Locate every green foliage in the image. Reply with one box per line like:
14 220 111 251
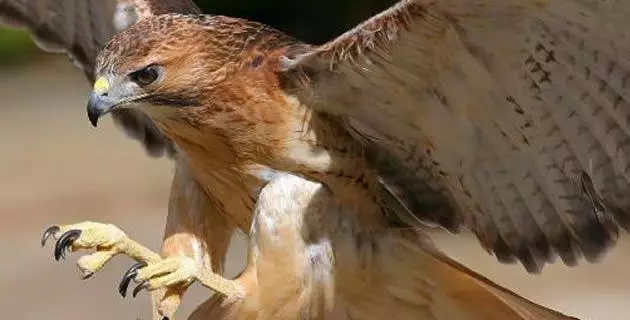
0 27 37 65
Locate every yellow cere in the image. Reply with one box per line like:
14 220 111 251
93 77 109 94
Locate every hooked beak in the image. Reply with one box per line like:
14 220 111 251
87 76 115 127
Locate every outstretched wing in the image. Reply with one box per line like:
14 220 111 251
282 0 630 272
0 0 200 157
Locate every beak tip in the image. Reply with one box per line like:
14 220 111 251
87 108 100 127
87 92 113 127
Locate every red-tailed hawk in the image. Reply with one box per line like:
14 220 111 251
3 0 629 319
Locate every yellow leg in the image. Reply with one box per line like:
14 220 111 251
129 256 244 297
41 221 243 300
41 221 161 278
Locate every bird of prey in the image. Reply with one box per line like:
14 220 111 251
3 0 266 318
3 0 630 319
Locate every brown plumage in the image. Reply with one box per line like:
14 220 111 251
4 0 630 319
0 1 262 318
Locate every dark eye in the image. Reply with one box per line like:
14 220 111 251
130 65 160 86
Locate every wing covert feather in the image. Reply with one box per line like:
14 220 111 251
0 0 117 79
285 0 630 272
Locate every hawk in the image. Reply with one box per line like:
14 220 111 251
3 0 629 319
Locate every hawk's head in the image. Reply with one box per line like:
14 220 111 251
87 14 300 128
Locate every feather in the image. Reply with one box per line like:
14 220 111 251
0 0 199 158
131 0 200 19
284 0 630 272
187 174 578 320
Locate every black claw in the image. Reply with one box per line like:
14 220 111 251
53 230 81 261
119 262 147 298
41 225 60 247
81 271 94 280
132 280 149 298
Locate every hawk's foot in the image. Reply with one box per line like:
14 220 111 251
120 257 244 298
41 221 161 279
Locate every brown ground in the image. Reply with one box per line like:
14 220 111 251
0 57 628 320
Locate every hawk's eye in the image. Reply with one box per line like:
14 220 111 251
130 65 160 86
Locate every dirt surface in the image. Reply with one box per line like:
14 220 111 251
1 57 628 320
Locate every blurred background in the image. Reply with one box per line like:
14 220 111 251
0 1 628 319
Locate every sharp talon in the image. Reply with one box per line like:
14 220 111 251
54 230 81 261
119 262 147 298
81 271 94 280
41 225 60 247
132 280 149 298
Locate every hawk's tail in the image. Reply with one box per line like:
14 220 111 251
386 231 581 320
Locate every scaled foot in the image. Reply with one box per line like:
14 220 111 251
118 254 245 319
119 256 244 299
41 221 162 279
41 221 244 319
